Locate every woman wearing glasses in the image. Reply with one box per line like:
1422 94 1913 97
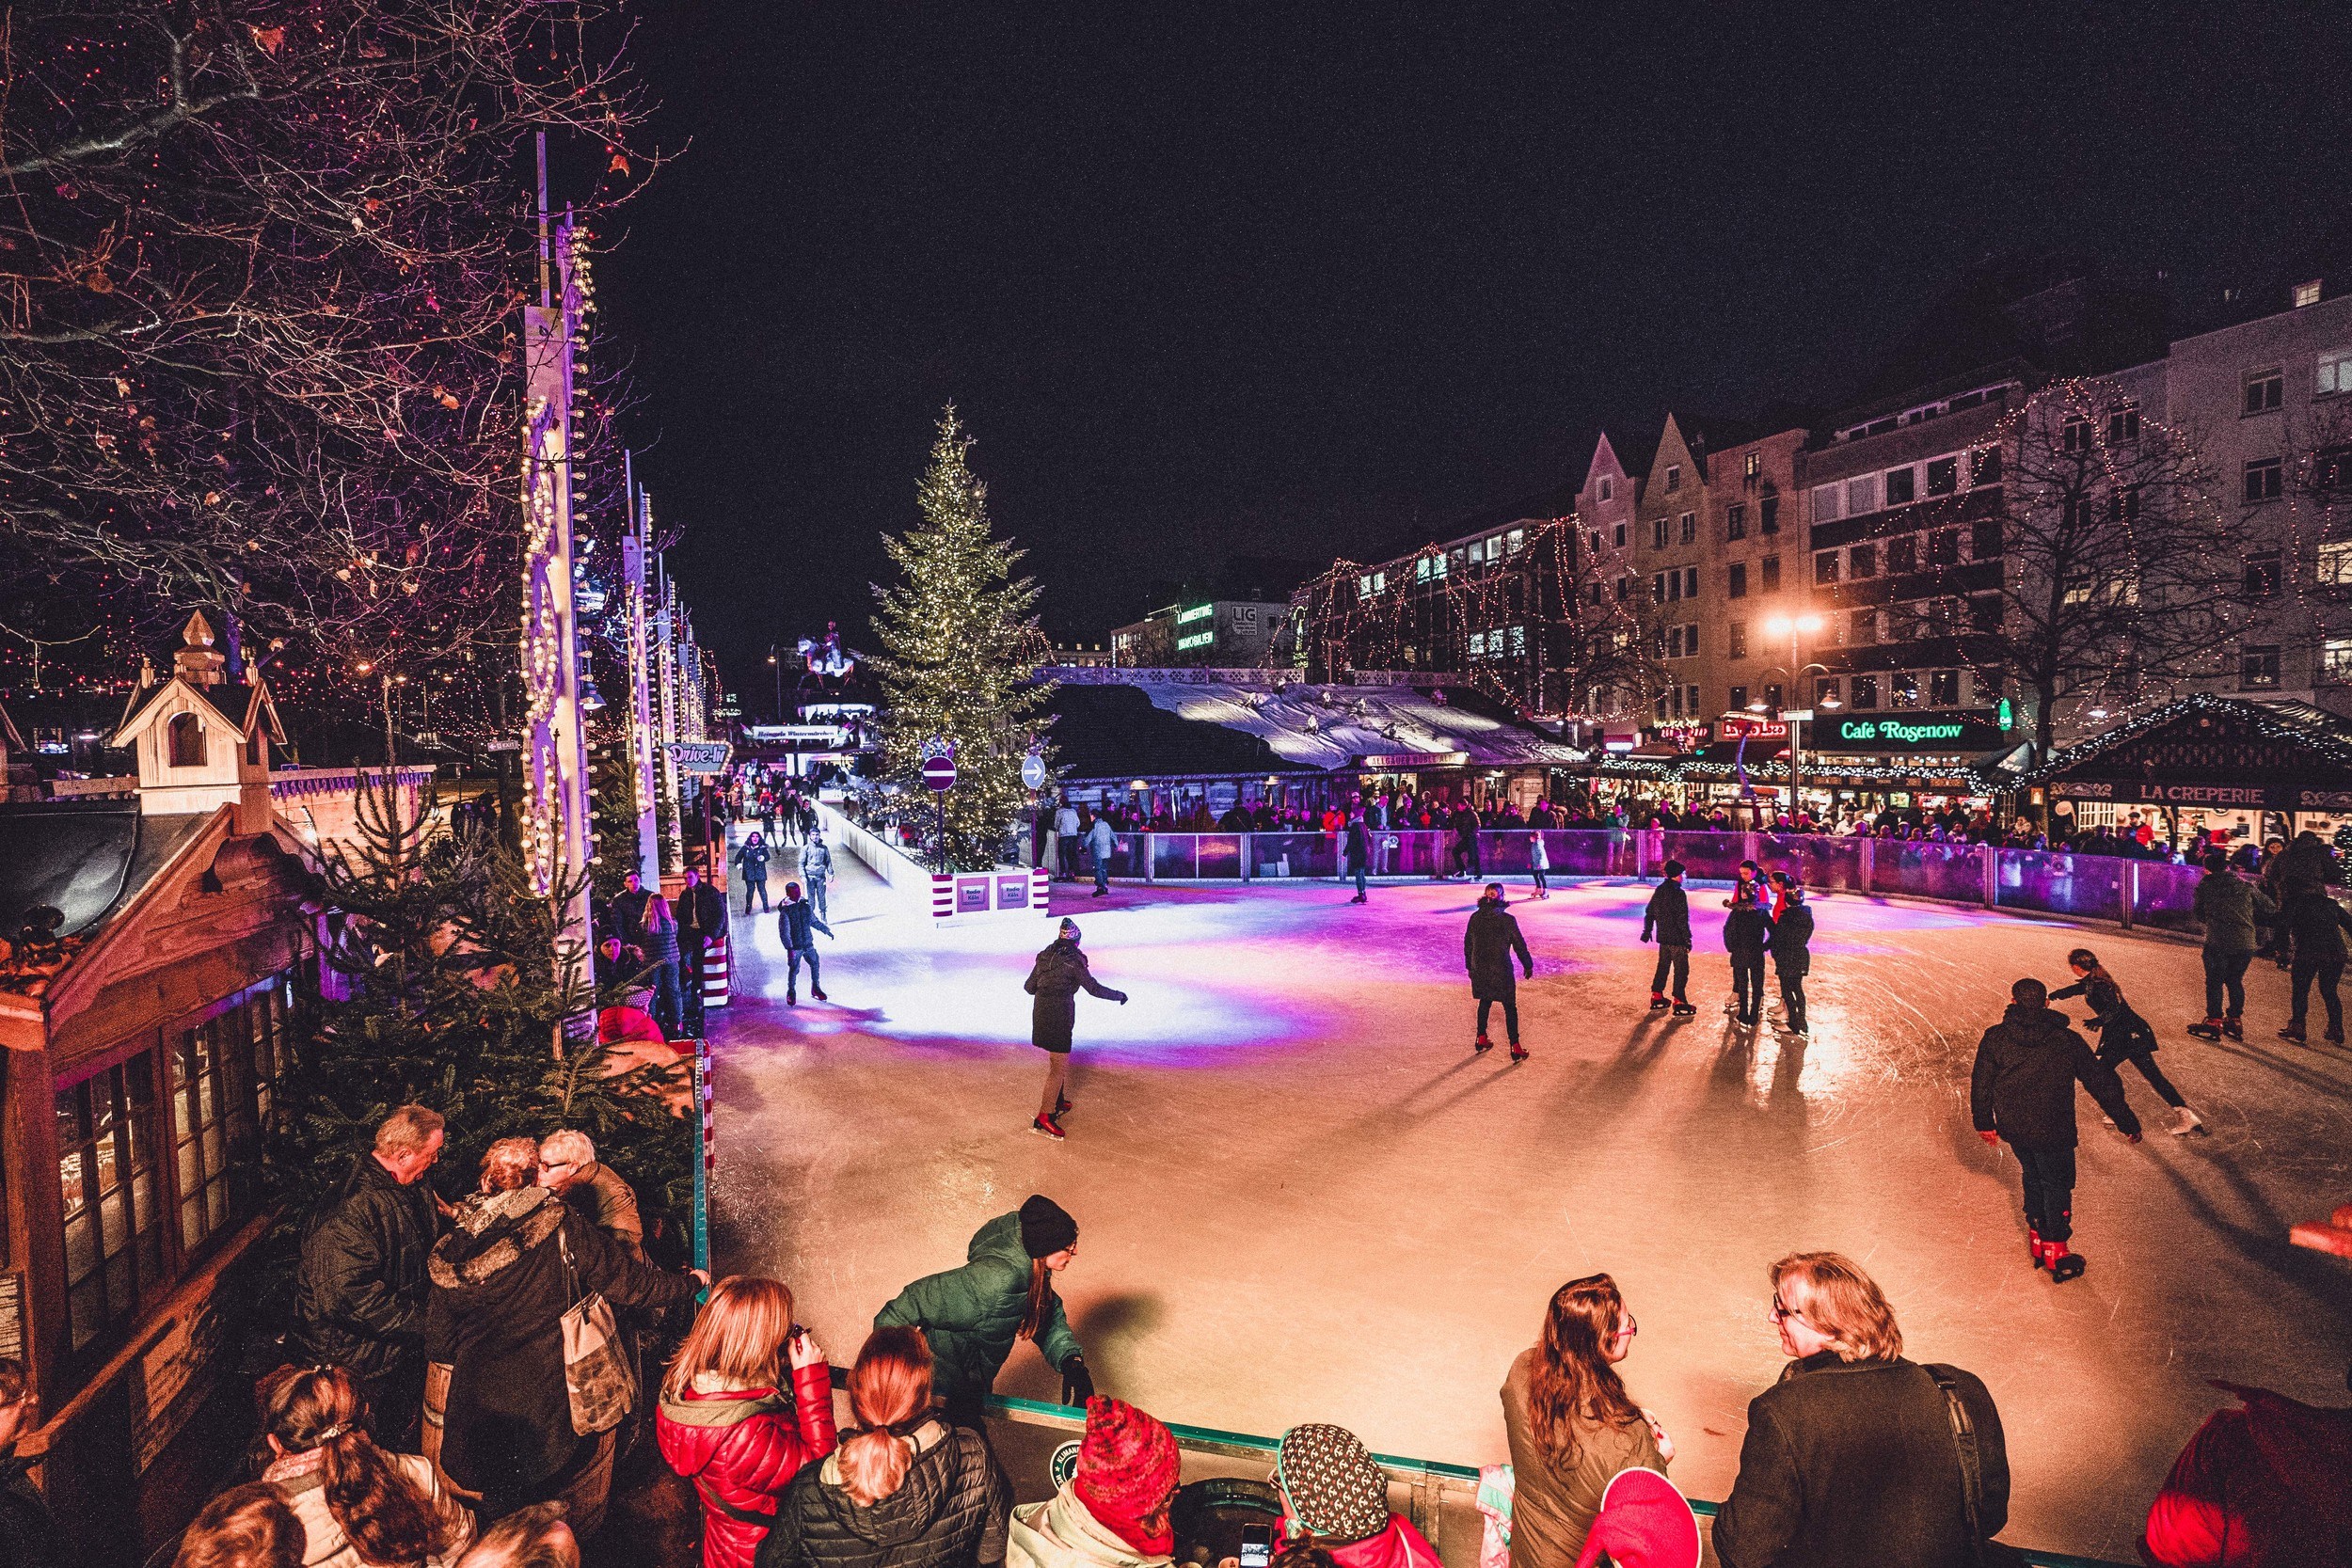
1498 1275 1672 1568
1713 1253 2010 1568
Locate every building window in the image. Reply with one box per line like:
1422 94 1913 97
1467 538 1486 564
1685 684 1701 716
1449 548 1466 574
1972 445 2003 485
1744 451 1762 490
2111 485 2141 524
57 1058 167 1355
1615 575 1630 601
1665 464 1681 493
1926 455 1959 496
1815 551 1841 585
2245 367 2284 416
1683 566 1699 599
2246 456 2284 503
1760 496 1780 534
1725 503 1747 540
1612 521 1626 548
1506 528 1525 556
2062 415 2092 453
1415 557 1432 582
1729 685 1748 712
167 711 205 768
1679 511 1696 545
2240 644 2281 689
1851 674 1879 709
1846 473 1880 515
1931 669 1961 705
1811 484 1841 523
1890 672 1921 708
1470 631 1487 657
1971 594 2004 633
1728 562 1748 598
1358 575 1375 600
1589 530 1604 556
2319 348 2352 397
1586 582 1603 607
1651 517 1669 549
1652 573 1668 604
1764 683 1784 712
1599 476 1613 502
2107 403 2140 442
1684 624 1700 657
2319 540 2352 585
1850 607 1877 645
1815 676 1841 709
1760 556 1781 593
2244 550 2282 598
1884 466 1917 506
1850 542 1878 578
1510 625 1527 654
1929 529 1961 566
1886 535 1917 575
1728 621 1748 658
2296 279 2324 309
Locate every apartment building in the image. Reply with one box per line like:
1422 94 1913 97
1109 598 1295 668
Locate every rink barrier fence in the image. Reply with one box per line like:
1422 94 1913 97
965 1388 2137 1568
1067 827 2268 933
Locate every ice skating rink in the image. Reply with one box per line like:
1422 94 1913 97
707 851 2352 1562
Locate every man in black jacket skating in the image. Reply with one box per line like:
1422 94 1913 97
1970 978 2141 1282
1641 859 1697 1015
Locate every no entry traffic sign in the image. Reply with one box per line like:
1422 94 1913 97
920 737 957 793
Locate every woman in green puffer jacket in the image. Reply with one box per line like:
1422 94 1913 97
874 1196 1093 1429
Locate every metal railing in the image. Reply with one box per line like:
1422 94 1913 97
1061 828 2221 931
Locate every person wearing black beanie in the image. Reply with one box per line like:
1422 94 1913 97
875 1196 1093 1430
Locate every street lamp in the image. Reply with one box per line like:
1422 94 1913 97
1760 613 1825 816
767 646 783 725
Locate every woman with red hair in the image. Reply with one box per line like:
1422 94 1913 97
658 1275 838 1568
761 1327 1009 1568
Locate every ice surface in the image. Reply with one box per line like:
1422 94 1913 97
708 854 2352 1562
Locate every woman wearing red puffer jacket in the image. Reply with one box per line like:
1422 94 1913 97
660 1275 840 1568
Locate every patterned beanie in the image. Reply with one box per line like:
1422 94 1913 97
1276 1423 1391 1545
1072 1396 1180 1554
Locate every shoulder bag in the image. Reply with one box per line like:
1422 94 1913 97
557 1223 635 1434
1925 1364 2025 1568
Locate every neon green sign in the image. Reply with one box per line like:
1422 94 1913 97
1838 718 1964 745
1176 604 1214 625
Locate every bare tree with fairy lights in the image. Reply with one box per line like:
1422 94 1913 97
1970 380 2238 753
0 1 655 724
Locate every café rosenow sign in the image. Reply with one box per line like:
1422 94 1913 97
1808 709 2007 754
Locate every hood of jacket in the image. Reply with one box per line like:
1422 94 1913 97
1011 1484 1171 1568
1029 941 1090 992
1998 1002 2073 1040
427 1184 564 1290
968 1210 1032 1270
657 1385 791 1481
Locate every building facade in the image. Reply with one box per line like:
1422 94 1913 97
1110 599 1295 669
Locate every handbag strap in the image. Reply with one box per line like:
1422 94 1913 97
556 1217 581 1308
1925 1364 1987 1561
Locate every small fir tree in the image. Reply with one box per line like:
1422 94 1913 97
870 408 1051 869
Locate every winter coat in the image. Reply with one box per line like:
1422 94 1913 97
0 1450 63 1568
1344 821 1371 870
1464 903 1534 1001
644 921 684 969
1295 1515 1440 1568
1770 904 1815 975
761 1418 1010 1568
425 1185 698 1498
1712 1352 2007 1568
294 1154 437 1382
2048 974 2159 1064
1641 881 1692 947
561 1161 645 1260
1969 1003 2139 1149
735 843 771 880
802 842 835 881
611 887 654 945
1008 1485 1170 1568
1024 939 1125 1053
1085 819 1116 863
658 1365 840 1568
1528 833 1549 871
1500 1347 1665 1568
1722 906 1774 965
780 899 834 951
2193 873 2271 955
2278 832 2337 890
680 882 731 944
2279 886 2352 964
1055 807 1080 837
875 1212 1082 1417
262 1448 474 1568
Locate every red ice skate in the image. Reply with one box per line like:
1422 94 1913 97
1030 1112 1066 1140
2185 1017 2224 1040
2027 1229 2046 1269
2045 1242 2085 1283
1509 1042 1529 1062
1473 1034 1493 1053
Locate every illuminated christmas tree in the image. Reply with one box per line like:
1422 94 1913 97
870 408 1051 870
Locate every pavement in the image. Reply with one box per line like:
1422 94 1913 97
707 842 2352 1564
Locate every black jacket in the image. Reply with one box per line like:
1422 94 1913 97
2280 886 2352 964
1970 1004 2140 1148
1343 821 1371 870
1771 904 1816 974
679 880 731 944
2048 974 2159 1061
779 899 834 951
0 1450 62 1568
425 1186 698 1497
293 1155 437 1380
610 886 654 945
760 1421 1009 1568
1642 880 1692 946
1713 1353 2008 1568
1465 902 1534 1000
1723 905 1775 964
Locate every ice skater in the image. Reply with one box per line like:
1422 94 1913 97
731 831 771 913
2049 948 2205 1134
873 1194 1094 1430
1642 860 1697 1016
1723 883 1774 1027
1527 829 1550 898
1024 918 1128 1139
1344 810 1372 903
2276 877 2352 1044
1465 882 1534 1061
1971 976 2141 1282
1770 883 1813 1035
1086 812 1117 897
778 879 832 1006
799 830 835 923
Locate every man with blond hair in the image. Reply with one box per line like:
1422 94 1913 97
1714 1251 2009 1568
294 1103 446 1444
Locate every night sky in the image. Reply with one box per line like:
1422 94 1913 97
597 5 2352 709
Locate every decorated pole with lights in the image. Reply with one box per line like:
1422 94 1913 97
623 470 660 881
518 211 595 970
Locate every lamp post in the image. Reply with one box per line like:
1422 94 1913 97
767 646 783 725
1760 613 1825 816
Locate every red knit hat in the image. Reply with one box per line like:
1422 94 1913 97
1072 1396 1181 1555
1571 1468 1699 1568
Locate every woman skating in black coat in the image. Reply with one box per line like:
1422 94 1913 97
1722 887 1775 1028
2050 948 2204 1136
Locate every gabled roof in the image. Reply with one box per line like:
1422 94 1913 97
110 670 286 750
0 801 216 942
1645 414 1703 491
2015 694 2352 790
